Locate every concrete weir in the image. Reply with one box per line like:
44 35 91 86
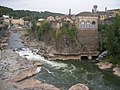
49 51 99 60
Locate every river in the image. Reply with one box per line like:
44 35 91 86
8 29 120 90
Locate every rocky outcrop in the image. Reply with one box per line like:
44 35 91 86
11 66 41 82
0 49 60 90
96 62 112 70
113 67 120 77
0 49 35 79
69 83 89 90
32 61 42 67
12 79 60 90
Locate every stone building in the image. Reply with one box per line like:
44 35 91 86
96 8 120 24
47 16 55 21
4 18 25 25
75 12 99 52
51 20 62 29
97 11 114 24
10 18 25 25
36 18 44 26
51 16 74 29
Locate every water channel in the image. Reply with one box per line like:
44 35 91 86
8 29 120 90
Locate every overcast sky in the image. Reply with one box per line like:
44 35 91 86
0 0 120 14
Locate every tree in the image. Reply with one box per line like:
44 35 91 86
105 14 120 63
38 21 51 40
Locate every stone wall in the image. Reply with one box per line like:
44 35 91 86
77 30 99 51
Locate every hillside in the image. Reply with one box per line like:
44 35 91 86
0 6 64 20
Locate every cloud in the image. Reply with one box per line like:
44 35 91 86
0 0 120 14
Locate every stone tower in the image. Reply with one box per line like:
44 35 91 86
69 9 71 16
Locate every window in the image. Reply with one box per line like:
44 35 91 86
92 21 96 29
86 21 90 28
81 21 85 29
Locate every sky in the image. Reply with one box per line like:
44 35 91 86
0 0 120 14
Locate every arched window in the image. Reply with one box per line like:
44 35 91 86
92 21 96 29
86 21 90 29
81 21 85 29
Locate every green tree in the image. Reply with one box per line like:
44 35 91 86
38 21 51 40
105 14 120 63
55 22 77 41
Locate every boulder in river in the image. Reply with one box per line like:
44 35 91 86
32 61 42 67
69 83 89 90
12 79 60 90
11 66 41 82
113 67 120 77
96 62 112 70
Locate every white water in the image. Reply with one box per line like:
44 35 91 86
36 67 42 73
15 48 68 68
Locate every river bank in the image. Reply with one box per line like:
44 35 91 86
0 49 61 90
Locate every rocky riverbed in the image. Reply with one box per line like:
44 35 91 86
0 49 89 90
96 61 120 77
0 49 61 90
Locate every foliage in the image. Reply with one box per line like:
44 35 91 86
98 24 107 33
55 22 77 41
0 6 64 21
38 21 51 40
100 14 120 64
0 6 13 16
31 20 37 31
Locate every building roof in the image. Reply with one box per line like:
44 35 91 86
104 17 114 21
76 12 98 17
97 11 113 15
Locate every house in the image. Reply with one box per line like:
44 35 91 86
97 11 114 24
10 18 25 25
3 15 9 19
60 16 74 24
55 16 60 20
51 20 62 29
96 8 120 24
47 16 55 21
36 18 44 26
75 12 99 52
51 15 74 29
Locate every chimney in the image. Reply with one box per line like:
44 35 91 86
69 9 71 16
105 7 107 12
92 9 94 13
